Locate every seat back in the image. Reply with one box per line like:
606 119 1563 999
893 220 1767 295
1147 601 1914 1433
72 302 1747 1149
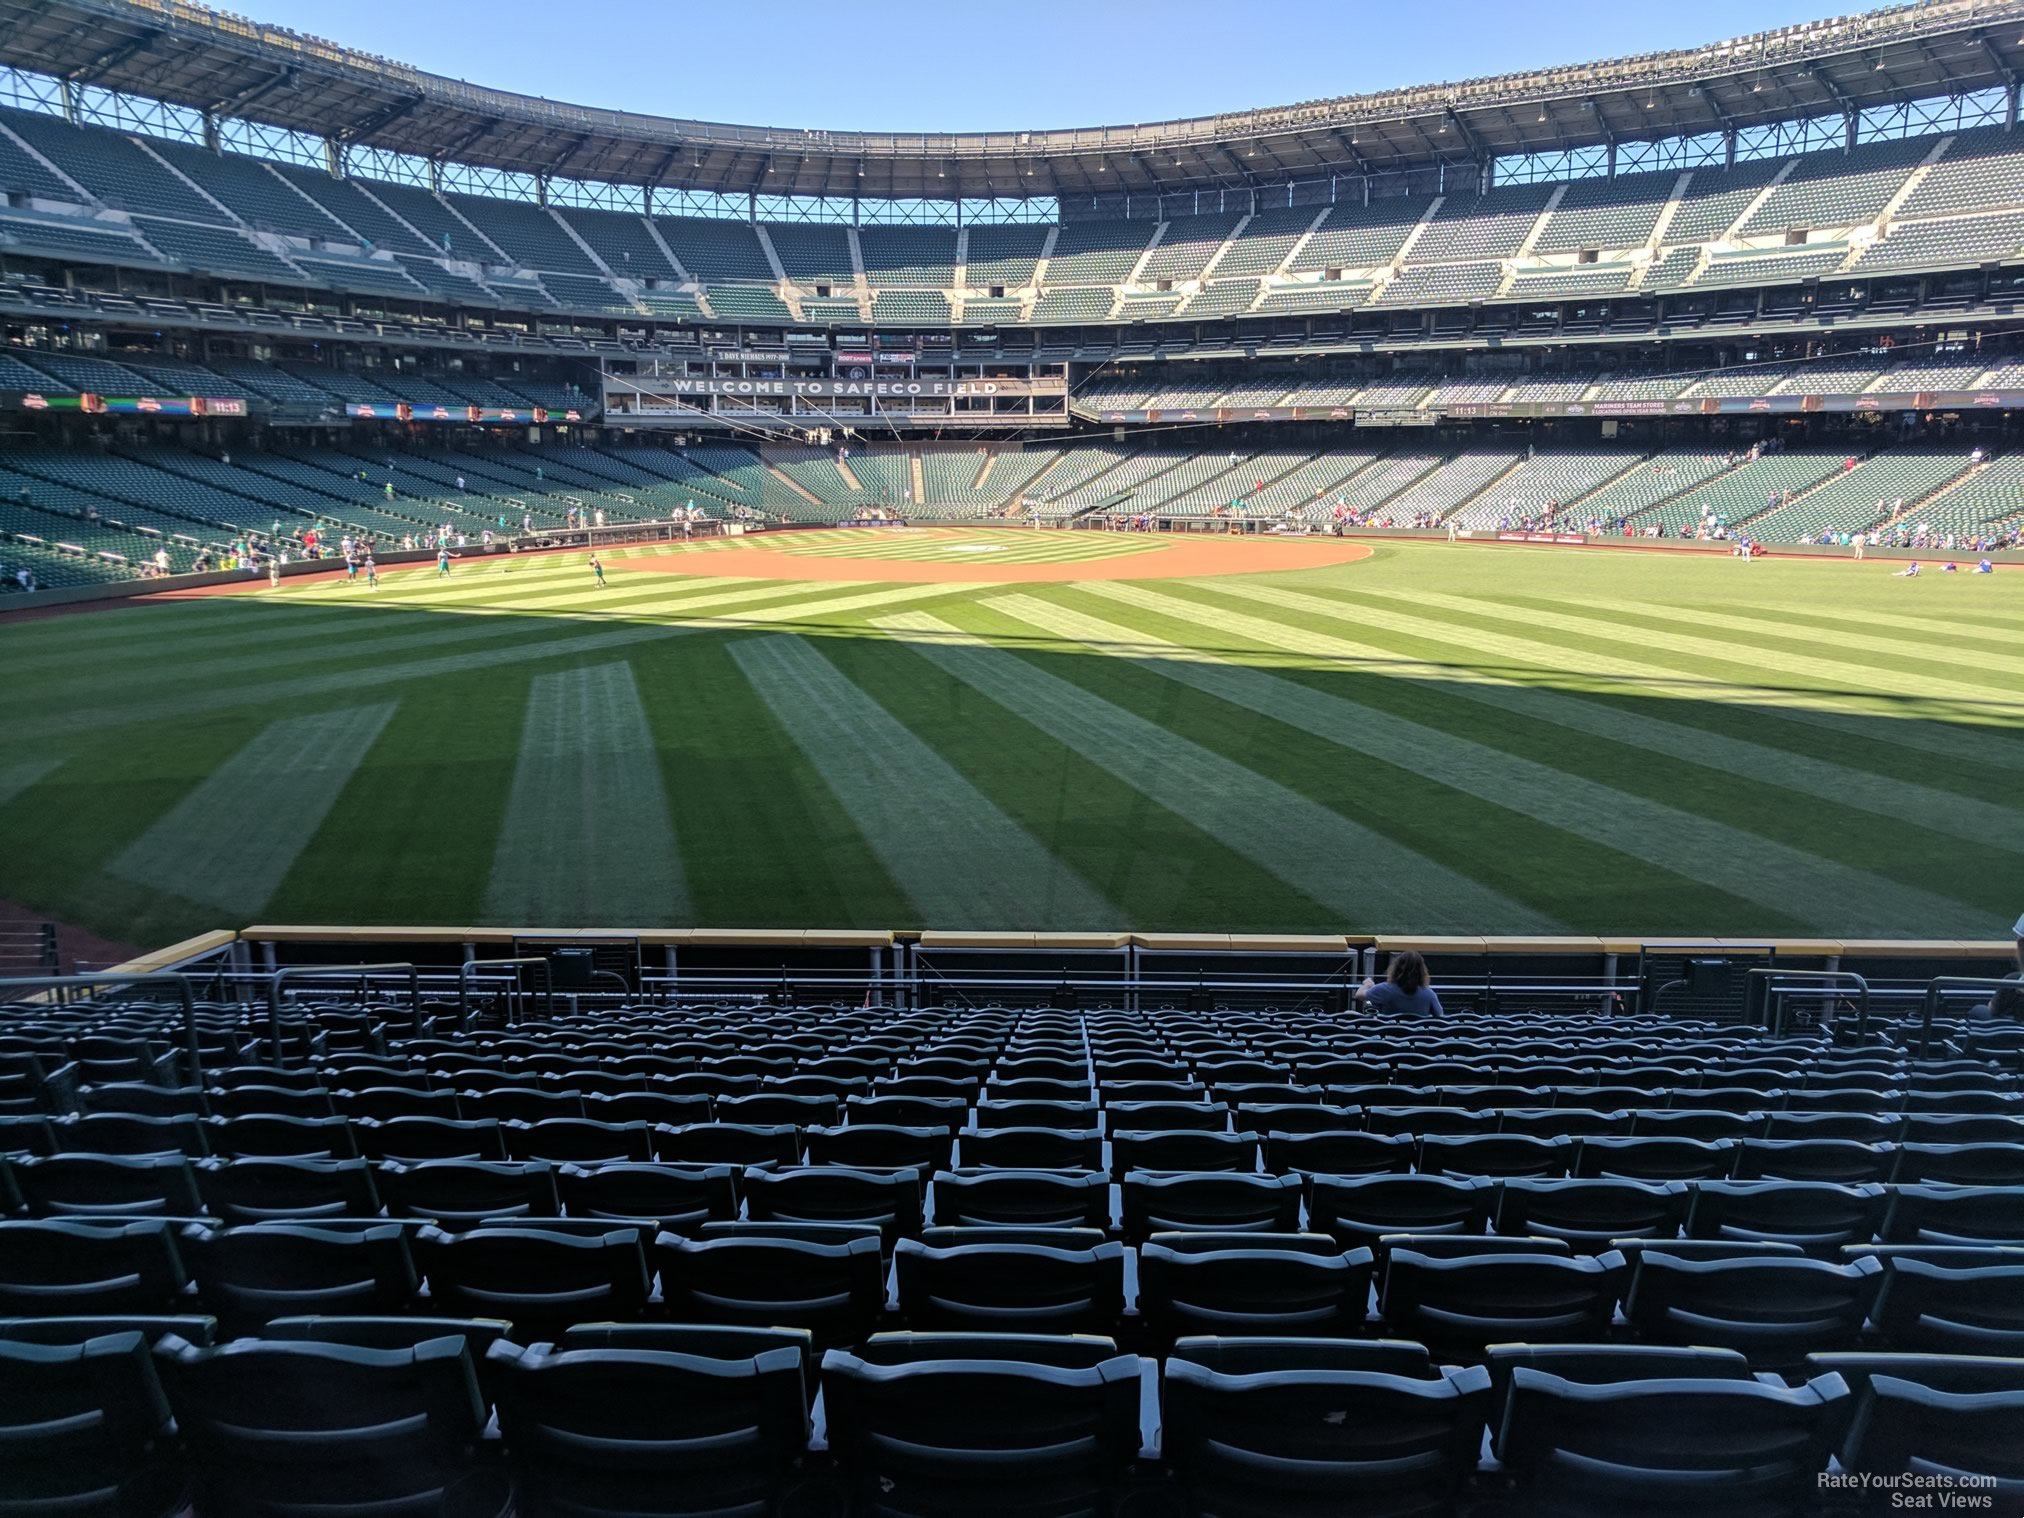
0 1331 180 1517
1497 1366 1847 1515
820 1349 1143 1517
1163 1356 1489 1516
156 1332 496 1518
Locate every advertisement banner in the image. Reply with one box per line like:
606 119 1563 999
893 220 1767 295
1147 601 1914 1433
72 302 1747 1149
626 376 1065 399
8 392 247 417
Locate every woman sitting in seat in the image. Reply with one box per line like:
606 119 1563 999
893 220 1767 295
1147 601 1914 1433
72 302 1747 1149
1356 950 1443 1018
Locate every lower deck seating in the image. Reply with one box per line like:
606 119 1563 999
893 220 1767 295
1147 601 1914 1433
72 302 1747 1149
0 995 2020 1508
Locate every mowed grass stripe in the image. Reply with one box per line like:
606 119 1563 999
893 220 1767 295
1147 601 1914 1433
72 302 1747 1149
1397 588 2024 712
876 610 1557 932
1549 597 2024 669
819 632 1340 932
1202 580 2024 770
731 636 1115 929
0 759 61 810
1082 581 2019 849
4 579 720 688
1485 594 2024 686
484 662 687 924
109 701 398 914
31 579 849 705
1004 593 2000 936
10 582 967 741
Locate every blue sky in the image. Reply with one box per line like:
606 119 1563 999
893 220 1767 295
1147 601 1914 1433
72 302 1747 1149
237 0 1853 133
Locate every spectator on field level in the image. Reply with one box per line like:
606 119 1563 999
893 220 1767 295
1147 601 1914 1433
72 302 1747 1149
1356 950 1443 1018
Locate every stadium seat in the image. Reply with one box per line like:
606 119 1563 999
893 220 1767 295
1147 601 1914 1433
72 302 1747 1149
652 1228 884 1345
194 1157 381 1223
958 1126 1103 1170
0 1330 182 1518
1307 1174 1498 1250
1871 1254 2024 1353
820 1343 1144 1516
488 1335 811 1516
742 1165 924 1245
553 1161 738 1232
5 1154 203 1217
1622 1250 1884 1365
1162 1338 1489 1518
893 1235 1126 1333
1494 1176 1691 1247
1263 1128 1413 1176
1481 1343 1756 1454
155 1332 505 1518
1685 1180 1888 1253
1108 1128 1259 1177
804 1123 952 1172
0 1219 188 1316
0 1314 217 1346
55 1112 211 1158
416 1224 652 1337
1575 1135 1738 1180
1418 1132 1574 1178
375 1158 560 1228
654 1123 801 1167
1892 1142 2024 1186
1835 1374 2024 1492
502 1118 655 1164
1881 1184 2024 1246
1138 1234 1375 1345
356 1116 507 1162
931 1169 1109 1229
1495 1365 1847 1514
180 1222 420 1334
1380 1247 1628 1352
1119 1171 1301 1241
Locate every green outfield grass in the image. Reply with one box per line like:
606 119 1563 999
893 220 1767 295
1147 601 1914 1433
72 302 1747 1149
1 532 2019 947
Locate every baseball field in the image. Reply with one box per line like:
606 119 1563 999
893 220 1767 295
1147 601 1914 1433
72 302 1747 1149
1 527 2018 948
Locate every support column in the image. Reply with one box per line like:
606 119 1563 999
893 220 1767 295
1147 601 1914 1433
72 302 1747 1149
58 78 77 124
1724 128 1738 169
202 112 219 152
2009 79 2021 131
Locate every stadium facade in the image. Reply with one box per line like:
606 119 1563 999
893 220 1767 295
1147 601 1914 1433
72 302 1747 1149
5 0 2024 589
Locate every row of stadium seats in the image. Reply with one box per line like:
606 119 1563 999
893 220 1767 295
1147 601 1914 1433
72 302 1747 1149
1 992 2020 1510
12 1318 2013 1516
8 101 2024 323
1071 349 2021 409
5 1211 2018 1360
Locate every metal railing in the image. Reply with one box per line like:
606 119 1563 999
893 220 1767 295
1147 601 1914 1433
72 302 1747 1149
1913 976 2022 1057
459 957 556 1027
1744 967 1871 1038
0 972 202 1080
264 963 420 1062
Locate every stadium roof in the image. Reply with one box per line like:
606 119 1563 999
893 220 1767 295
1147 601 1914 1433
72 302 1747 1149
5 0 2024 199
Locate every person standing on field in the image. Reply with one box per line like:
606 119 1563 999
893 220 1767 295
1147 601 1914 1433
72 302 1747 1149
591 554 606 588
